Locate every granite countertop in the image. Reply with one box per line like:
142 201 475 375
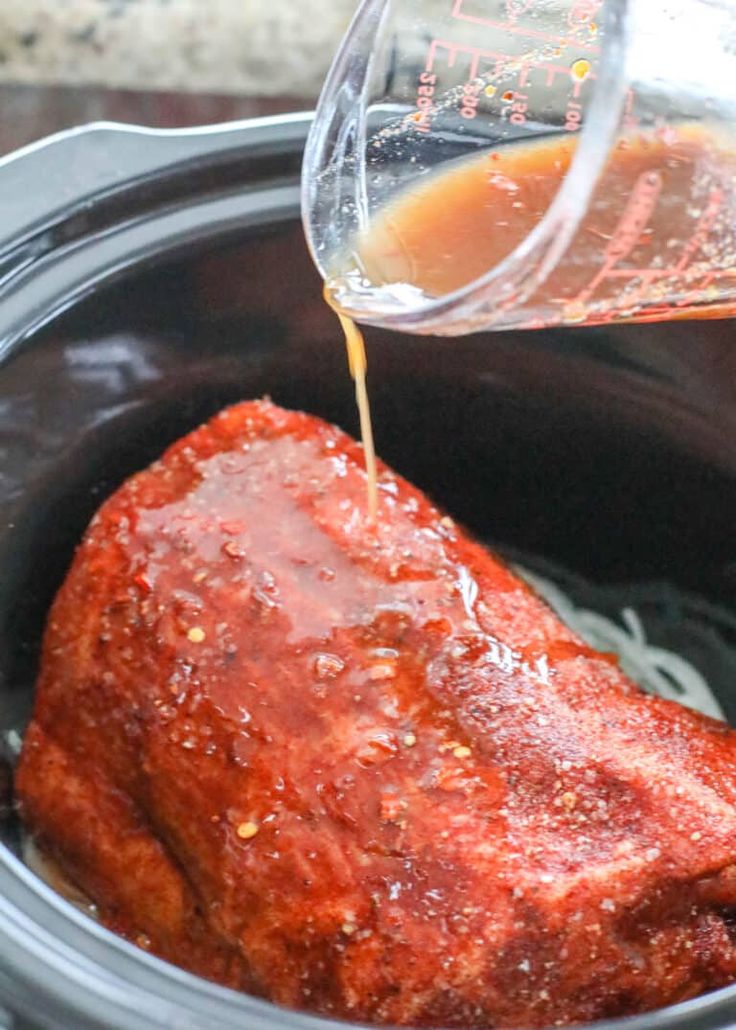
0 0 357 97
0 0 357 156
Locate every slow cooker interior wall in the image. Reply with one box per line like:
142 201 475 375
2 220 736 857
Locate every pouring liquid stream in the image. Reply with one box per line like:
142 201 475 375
322 127 736 520
324 285 379 524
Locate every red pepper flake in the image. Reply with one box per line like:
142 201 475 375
380 794 405 822
134 571 153 594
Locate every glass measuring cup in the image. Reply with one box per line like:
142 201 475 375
302 0 736 335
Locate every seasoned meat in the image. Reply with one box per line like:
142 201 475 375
16 399 736 1027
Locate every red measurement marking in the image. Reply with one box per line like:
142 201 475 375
460 79 482 119
603 268 669 280
581 186 725 307
604 172 663 262
426 39 573 81
411 112 432 134
451 0 600 52
673 188 723 273
635 304 682 320
576 169 663 305
597 270 721 325
412 69 438 133
674 271 718 310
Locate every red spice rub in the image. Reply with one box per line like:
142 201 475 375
16 399 736 1027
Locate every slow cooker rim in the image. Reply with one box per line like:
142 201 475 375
1 113 736 1030
0 111 312 256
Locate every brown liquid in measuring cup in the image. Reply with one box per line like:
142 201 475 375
358 126 736 325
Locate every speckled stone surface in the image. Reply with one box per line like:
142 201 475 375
0 0 357 97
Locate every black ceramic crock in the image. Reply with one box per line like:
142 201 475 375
2 114 736 1030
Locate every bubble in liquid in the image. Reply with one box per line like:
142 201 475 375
562 300 588 324
570 59 591 82
656 125 679 147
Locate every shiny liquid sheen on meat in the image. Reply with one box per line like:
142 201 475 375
16 400 736 1028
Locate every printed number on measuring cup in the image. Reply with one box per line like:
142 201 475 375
415 72 436 112
461 83 480 120
565 99 582 132
502 92 528 126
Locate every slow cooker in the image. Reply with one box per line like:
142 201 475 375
1 113 736 1029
